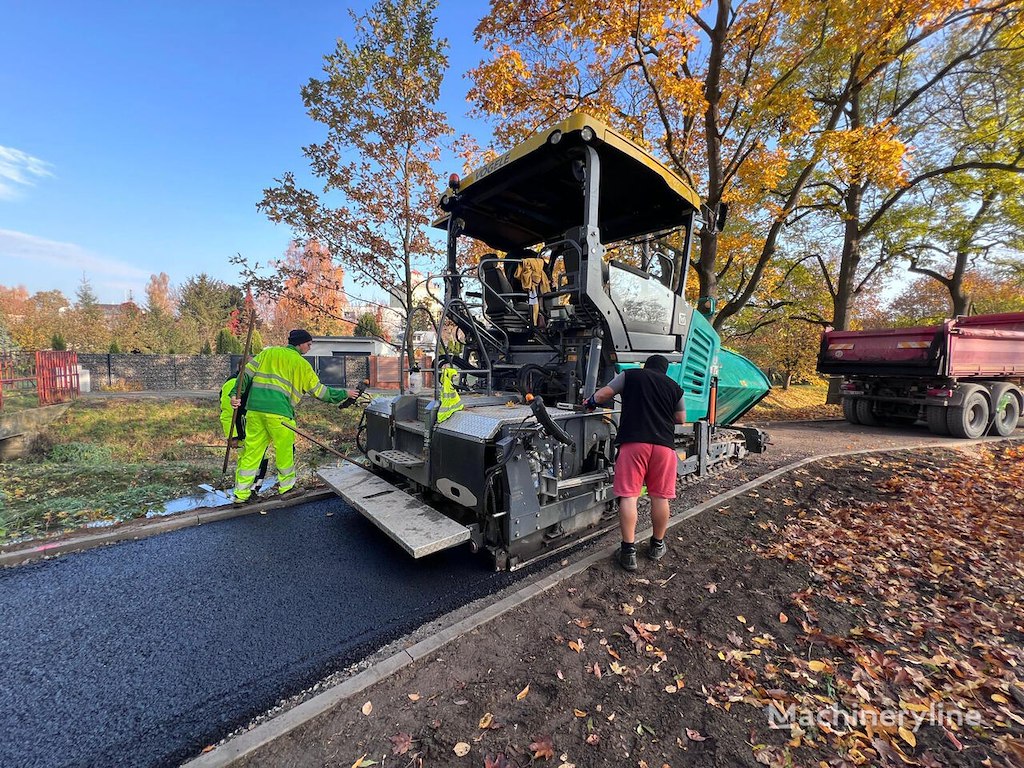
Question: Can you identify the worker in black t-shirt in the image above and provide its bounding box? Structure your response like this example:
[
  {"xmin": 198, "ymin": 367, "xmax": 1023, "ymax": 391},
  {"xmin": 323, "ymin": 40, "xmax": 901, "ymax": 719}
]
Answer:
[{"xmin": 584, "ymin": 354, "xmax": 686, "ymax": 571}]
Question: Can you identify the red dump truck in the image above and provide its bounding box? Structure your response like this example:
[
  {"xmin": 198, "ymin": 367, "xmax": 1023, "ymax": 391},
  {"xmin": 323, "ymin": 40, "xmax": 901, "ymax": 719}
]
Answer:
[{"xmin": 817, "ymin": 311, "xmax": 1024, "ymax": 438}]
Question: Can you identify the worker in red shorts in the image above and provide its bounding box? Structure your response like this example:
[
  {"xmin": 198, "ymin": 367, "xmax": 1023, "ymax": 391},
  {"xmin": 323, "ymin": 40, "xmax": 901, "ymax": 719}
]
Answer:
[{"xmin": 584, "ymin": 354, "xmax": 686, "ymax": 571}]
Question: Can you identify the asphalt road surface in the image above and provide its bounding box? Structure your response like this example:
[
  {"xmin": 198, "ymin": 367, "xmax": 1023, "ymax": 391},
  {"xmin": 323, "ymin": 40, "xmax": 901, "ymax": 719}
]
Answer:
[
  {"xmin": 0, "ymin": 500, "xmax": 519, "ymax": 768},
  {"xmin": 2, "ymin": 419, "xmax": 1019, "ymax": 768}
]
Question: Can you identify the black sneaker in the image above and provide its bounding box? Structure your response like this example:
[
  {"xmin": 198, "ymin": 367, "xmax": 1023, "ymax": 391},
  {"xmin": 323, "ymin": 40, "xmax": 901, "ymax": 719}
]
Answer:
[
  {"xmin": 648, "ymin": 538, "xmax": 667, "ymax": 561},
  {"xmin": 618, "ymin": 546, "xmax": 638, "ymax": 572}
]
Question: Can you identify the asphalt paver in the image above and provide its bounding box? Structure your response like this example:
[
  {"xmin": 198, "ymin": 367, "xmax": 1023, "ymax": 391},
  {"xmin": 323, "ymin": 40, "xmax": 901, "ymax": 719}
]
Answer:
[{"xmin": 0, "ymin": 499, "xmax": 517, "ymax": 768}]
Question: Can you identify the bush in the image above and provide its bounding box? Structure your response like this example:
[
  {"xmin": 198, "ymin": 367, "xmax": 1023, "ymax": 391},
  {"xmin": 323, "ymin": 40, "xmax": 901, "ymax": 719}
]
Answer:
[
  {"xmin": 250, "ymin": 329, "xmax": 264, "ymax": 354},
  {"xmin": 215, "ymin": 328, "xmax": 242, "ymax": 354},
  {"xmin": 48, "ymin": 442, "xmax": 113, "ymax": 464},
  {"xmin": 354, "ymin": 312, "xmax": 383, "ymax": 338},
  {"xmin": 25, "ymin": 431, "xmax": 55, "ymax": 458}
]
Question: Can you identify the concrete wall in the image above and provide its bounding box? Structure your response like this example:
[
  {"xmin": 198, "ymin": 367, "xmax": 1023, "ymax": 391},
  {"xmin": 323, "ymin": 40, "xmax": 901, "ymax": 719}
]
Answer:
[{"xmin": 0, "ymin": 402, "xmax": 72, "ymax": 458}]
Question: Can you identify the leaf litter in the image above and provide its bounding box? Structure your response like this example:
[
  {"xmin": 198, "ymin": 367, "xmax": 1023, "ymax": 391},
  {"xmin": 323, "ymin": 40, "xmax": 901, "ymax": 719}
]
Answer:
[{"xmin": 263, "ymin": 443, "xmax": 1023, "ymax": 767}]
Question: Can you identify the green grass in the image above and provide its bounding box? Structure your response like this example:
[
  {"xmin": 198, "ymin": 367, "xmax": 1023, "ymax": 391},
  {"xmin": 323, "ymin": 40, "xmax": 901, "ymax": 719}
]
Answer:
[
  {"xmin": 0, "ymin": 395, "xmax": 364, "ymax": 543},
  {"xmin": 0, "ymin": 459, "xmax": 220, "ymax": 540},
  {"xmin": 0, "ymin": 389, "xmax": 43, "ymax": 414},
  {"xmin": 746, "ymin": 377, "xmax": 842, "ymax": 421}
]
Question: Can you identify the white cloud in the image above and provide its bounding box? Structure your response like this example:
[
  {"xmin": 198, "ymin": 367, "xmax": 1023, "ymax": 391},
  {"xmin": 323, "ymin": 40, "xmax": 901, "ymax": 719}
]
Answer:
[
  {"xmin": 0, "ymin": 146, "xmax": 54, "ymax": 200},
  {"xmin": 0, "ymin": 228, "xmax": 149, "ymax": 281}
]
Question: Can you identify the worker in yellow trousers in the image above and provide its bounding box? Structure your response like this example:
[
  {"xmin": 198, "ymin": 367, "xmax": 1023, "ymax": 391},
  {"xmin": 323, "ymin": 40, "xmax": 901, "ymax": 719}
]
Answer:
[
  {"xmin": 230, "ymin": 329, "xmax": 351, "ymax": 502},
  {"xmin": 220, "ymin": 363, "xmax": 245, "ymax": 441},
  {"xmin": 221, "ymin": 362, "xmax": 271, "ymax": 491}
]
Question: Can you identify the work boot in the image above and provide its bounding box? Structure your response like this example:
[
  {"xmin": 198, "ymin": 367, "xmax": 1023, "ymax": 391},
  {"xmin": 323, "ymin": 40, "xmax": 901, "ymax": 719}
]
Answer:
[
  {"xmin": 618, "ymin": 544, "xmax": 638, "ymax": 572},
  {"xmin": 647, "ymin": 537, "xmax": 667, "ymax": 561},
  {"xmin": 232, "ymin": 494, "xmax": 252, "ymax": 505}
]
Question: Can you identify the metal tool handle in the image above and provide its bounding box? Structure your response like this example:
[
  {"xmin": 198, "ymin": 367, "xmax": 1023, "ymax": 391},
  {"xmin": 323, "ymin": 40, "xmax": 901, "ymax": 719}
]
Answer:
[
  {"xmin": 281, "ymin": 422, "xmax": 354, "ymax": 463},
  {"xmin": 222, "ymin": 295, "xmax": 256, "ymax": 474}
]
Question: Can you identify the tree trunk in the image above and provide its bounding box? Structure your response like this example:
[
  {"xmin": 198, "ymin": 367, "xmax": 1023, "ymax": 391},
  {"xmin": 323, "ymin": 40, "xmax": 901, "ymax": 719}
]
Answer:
[
  {"xmin": 827, "ymin": 191, "xmax": 863, "ymax": 399},
  {"xmin": 950, "ymin": 252, "xmax": 971, "ymax": 317},
  {"xmin": 697, "ymin": 0, "xmax": 728, "ymax": 310},
  {"xmin": 832, "ymin": 189, "xmax": 863, "ymax": 332},
  {"xmin": 404, "ymin": 263, "xmax": 415, "ymax": 371},
  {"xmin": 826, "ymin": 91, "xmax": 865, "ymax": 405},
  {"xmin": 949, "ymin": 191, "xmax": 995, "ymax": 317},
  {"xmin": 696, "ymin": 231, "xmax": 719, "ymax": 307}
]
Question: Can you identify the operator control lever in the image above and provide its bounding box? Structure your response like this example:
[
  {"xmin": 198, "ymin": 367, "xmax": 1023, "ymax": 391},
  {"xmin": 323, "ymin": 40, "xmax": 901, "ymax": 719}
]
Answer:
[{"xmin": 527, "ymin": 394, "xmax": 576, "ymax": 450}]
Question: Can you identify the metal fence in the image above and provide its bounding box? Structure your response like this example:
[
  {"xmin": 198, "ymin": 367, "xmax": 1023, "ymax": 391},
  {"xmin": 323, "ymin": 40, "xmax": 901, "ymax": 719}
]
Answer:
[
  {"xmin": 0, "ymin": 351, "xmax": 79, "ymax": 409},
  {"xmin": 229, "ymin": 353, "xmax": 370, "ymax": 389},
  {"xmin": 311, "ymin": 354, "xmax": 370, "ymax": 388}
]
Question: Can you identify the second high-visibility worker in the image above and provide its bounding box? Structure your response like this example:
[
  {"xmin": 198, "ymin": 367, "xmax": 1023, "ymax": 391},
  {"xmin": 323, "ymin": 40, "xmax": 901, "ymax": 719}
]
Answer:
[
  {"xmin": 222, "ymin": 361, "xmax": 272, "ymax": 493},
  {"xmin": 220, "ymin": 363, "xmax": 246, "ymax": 441},
  {"xmin": 231, "ymin": 329, "xmax": 351, "ymax": 502}
]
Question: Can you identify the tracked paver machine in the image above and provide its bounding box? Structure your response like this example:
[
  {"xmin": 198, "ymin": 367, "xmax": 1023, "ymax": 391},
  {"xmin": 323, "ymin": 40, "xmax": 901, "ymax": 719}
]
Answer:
[{"xmin": 320, "ymin": 114, "xmax": 770, "ymax": 569}]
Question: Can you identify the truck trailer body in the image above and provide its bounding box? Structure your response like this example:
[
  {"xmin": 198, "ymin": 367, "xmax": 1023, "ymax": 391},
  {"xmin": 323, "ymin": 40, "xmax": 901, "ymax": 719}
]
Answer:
[{"xmin": 818, "ymin": 312, "xmax": 1024, "ymax": 438}]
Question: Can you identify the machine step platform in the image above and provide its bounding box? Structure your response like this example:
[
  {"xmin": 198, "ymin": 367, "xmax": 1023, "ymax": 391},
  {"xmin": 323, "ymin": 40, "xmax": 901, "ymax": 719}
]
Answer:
[
  {"xmin": 377, "ymin": 448, "xmax": 425, "ymax": 467},
  {"xmin": 318, "ymin": 463, "xmax": 471, "ymax": 558}
]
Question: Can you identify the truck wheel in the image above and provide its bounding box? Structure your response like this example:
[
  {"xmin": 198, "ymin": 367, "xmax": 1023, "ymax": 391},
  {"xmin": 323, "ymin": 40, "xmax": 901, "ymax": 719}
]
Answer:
[
  {"xmin": 842, "ymin": 397, "xmax": 861, "ymax": 425},
  {"xmin": 946, "ymin": 388, "xmax": 989, "ymax": 439},
  {"xmin": 926, "ymin": 405, "xmax": 950, "ymax": 435},
  {"xmin": 855, "ymin": 398, "xmax": 881, "ymax": 426},
  {"xmin": 988, "ymin": 385, "xmax": 1021, "ymax": 437}
]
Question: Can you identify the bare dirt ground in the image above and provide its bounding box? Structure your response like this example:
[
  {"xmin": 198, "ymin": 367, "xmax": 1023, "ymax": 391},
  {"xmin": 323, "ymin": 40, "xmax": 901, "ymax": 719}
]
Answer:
[{"xmin": 223, "ymin": 423, "xmax": 1024, "ymax": 768}]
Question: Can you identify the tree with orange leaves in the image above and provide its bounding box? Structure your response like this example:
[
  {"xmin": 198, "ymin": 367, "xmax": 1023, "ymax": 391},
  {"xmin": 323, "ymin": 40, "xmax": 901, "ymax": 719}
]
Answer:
[
  {"xmin": 266, "ymin": 241, "xmax": 353, "ymax": 337},
  {"xmin": 792, "ymin": 4, "xmax": 1023, "ymax": 331},
  {"xmin": 468, "ymin": 0, "xmax": 1020, "ymax": 332},
  {"xmin": 253, "ymin": 0, "xmax": 452, "ymax": 367},
  {"xmin": 470, "ymin": 0, "xmax": 816, "ymax": 330}
]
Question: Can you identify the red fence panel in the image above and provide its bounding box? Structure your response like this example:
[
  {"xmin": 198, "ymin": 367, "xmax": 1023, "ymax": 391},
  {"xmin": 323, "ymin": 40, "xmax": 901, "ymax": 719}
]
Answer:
[
  {"xmin": 0, "ymin": 351, "xmax": 79, "ymax": 409},
  {"xmin": 36, "ymin": 351, "xmax": 79, "ymax": 405},
  {"xmin": 0, "ymin": 352, "xmax": 37, "ymax": 410}
]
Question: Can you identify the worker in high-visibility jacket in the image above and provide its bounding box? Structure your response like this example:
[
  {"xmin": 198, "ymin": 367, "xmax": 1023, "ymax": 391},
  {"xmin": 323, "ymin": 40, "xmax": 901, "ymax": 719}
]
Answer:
[
  {"xmin": 436, "ymin": 366, "xmax": 464, "ymax": 423},
  {"xmin": 220, "ymin": 363, "xmax": 246, "ymax": 440},
  {"xmin": 222, "ymin": 361, "xmax": 272, "ymax": 492},
  {"xmin": 230, "ymin": 329, "xmax": 350, "ymax": 502}
]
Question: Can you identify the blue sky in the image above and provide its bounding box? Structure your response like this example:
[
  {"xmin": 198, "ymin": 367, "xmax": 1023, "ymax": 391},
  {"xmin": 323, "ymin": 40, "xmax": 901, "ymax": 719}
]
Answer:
[{"xmin": 0, "ymin": 0, "xmax": 489, "ymax": 304}]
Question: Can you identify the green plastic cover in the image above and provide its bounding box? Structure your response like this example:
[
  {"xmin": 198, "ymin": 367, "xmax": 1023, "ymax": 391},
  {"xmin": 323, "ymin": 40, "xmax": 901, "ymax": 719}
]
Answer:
[{"xmin": 716, "ymin": 348, "xmax": 771, "ymax": 424}]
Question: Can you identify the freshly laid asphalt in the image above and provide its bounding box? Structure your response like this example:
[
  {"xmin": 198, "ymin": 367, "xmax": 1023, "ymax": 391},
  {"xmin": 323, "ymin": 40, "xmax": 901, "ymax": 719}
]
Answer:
[{"xmin": 0, "ymin": 499, "xmax": 519, "ymax": 768}]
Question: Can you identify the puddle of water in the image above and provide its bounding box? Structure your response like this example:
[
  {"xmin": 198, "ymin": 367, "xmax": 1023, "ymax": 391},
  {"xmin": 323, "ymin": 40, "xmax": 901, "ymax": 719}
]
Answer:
[
  {"xmin": 146, "ymin": 489, "xmax": 233, "ymax": 518},
  {"xmin": 144, "ymin": 477, "xmax": 279, "ymax": 518}
]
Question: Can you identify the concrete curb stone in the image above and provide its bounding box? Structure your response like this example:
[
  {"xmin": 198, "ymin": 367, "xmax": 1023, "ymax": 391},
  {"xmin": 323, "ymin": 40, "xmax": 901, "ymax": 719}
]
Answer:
[{"xmin": 0, "ymin": 489, "xmax": 337, "ymax": 568}]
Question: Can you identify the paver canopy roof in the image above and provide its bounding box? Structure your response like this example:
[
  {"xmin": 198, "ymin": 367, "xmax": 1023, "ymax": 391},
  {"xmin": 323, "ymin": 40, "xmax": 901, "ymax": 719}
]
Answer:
[{"xmin": 435, "ymin": 113, "xmax": 702, "ymax": 252}]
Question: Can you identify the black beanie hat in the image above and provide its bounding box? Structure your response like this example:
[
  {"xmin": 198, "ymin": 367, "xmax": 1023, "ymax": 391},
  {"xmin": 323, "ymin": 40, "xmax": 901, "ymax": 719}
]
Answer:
[
  {"xmin": 645, "ymin": 354, "xmax": 669, "ymax": 374},
  {"xmin": 288, "ymin": 329, "xmax": 313, "ymax": 346}
]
